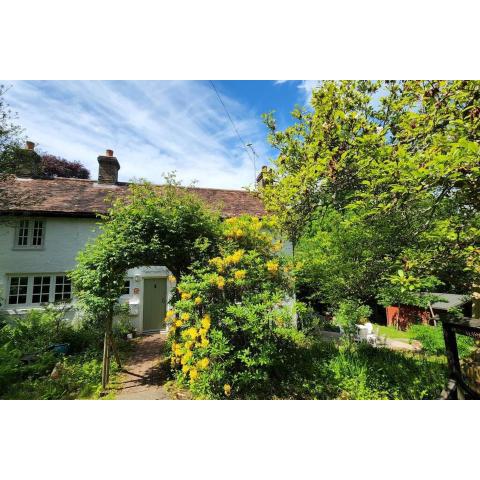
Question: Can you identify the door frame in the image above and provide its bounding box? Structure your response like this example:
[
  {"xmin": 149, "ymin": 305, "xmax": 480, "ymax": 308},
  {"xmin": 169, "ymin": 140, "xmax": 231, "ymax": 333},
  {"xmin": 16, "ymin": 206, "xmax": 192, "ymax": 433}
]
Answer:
[{"xmin": 129, "ymin": 266, "xmax": 175, "ymax": 333}]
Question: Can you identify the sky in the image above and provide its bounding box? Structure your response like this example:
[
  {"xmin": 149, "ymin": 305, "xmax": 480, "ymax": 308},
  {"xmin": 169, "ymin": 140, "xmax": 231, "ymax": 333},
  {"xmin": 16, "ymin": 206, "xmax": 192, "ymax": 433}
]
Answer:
[{"xmin": 2, "ymin": 80, "xmax": 318, "ymax": 189}]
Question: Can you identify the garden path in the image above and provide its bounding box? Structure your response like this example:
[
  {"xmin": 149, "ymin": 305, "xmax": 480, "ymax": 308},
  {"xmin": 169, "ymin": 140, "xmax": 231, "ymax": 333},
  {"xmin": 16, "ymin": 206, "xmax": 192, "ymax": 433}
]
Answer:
[{"xmin": 114, "ymin": 333, "xmax": 187, "ymax": 400}]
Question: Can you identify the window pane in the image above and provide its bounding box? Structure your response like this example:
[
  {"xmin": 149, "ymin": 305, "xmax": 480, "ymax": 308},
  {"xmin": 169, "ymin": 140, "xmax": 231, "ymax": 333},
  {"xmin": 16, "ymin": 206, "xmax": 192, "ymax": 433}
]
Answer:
[
  {"xmin": 32, "ymin": 276, "xmax": 50, "ymax": 304},
  {"xmin": 17, "ymin": 220, "xmax": 29, "ymax": 246},
  {"xmin": 8, "ymin": 276, "xmax": 28, "ymax": 305},
  {"xmin": 32, "ymin": 221, "xmax": 44, "ymax": 246},
  {"xmin": 54, "ymin": 275, "xmax": 72, "ymax": 301},
  {"xmin": 122, "ymin": 280, "xmax": 130, "ymax": 295}
]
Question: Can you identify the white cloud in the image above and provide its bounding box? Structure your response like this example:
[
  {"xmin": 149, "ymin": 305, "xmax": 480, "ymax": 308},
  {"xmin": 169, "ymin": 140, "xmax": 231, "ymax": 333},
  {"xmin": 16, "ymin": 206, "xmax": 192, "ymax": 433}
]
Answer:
[
  {"xmin": 297, "ymin": 80, "xmax": 320, "ymax": 105},
  {"xmin": 4, "ymin": 81, "xmax": 268, "ymax": 189}
]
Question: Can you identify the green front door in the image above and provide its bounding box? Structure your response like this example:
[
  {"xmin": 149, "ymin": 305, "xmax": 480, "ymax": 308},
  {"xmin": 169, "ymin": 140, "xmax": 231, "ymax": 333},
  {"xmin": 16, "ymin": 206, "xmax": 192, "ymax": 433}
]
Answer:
[{"xmin": 143, "ymin": 278, "xmax": 167, "ymax": 331}]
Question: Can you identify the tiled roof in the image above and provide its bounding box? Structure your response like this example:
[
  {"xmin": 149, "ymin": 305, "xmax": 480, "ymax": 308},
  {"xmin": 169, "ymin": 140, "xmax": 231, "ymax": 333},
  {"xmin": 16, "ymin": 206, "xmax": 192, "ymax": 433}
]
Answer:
[{"xmin": 0, "ymin": 177, "xmax": 265, "ymax": 218}]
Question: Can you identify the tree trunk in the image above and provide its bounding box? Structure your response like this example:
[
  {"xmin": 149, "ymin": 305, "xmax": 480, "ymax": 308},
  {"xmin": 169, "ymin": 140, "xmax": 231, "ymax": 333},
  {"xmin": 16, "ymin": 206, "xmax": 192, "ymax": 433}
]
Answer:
[{"xmin": 101, "ymin": 312, "xmax": 113, "ymax": 389}]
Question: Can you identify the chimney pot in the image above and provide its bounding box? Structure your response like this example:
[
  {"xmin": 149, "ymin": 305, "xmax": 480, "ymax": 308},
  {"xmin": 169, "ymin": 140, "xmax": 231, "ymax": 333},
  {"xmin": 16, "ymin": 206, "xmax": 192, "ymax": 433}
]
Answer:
[
  {"xmin": 26, "ymin": 141, "xmax": 35, "ymax": 151},
  {"xmin": 106, "ymin": 149, "xmax": 114, "ymax": 157}
]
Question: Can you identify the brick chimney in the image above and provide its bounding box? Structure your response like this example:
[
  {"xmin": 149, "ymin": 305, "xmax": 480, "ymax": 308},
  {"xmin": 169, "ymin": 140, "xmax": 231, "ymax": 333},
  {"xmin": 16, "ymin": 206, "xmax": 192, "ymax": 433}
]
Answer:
[
  {"xmin": 97, "ymin": 149, "xmax": 120, "ymax": 184},
  {"xmin": 256, "ymin": 165, "xmax": 272, "ymax": 189},
  {"xmin": 15, "ymin": 141, "xmax": 43, "ymax": 178}
]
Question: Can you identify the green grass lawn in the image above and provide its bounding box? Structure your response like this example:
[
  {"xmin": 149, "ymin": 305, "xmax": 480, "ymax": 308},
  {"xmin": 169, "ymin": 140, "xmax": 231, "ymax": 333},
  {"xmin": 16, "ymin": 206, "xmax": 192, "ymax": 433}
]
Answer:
[{"xmin": 373, "ymin": 323, "xmax": 410, "ymax": 340}]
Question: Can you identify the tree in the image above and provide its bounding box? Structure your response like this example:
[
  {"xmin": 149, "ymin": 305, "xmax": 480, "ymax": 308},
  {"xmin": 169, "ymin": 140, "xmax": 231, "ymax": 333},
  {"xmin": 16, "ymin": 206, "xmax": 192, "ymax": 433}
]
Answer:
[
  {"xmin": 261, "ymin": 81, "xmax": 480, "ymax": 310},
  {"xmin": 70, "ymin": 178, "xmax": 223, "ymax": 388},
  {"xmin": 0, "ymin": 84, "xmax": 24, "ymax": 176},
  {"xmin": 41, "ymin": 154, "xmax": 90, "ymax": 179}
]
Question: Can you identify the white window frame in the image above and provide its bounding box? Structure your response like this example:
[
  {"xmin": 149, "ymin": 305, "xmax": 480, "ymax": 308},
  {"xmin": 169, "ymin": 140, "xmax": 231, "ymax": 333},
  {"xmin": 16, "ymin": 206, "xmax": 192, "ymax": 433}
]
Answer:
[
  {"xmin": 6, "ymin": 273, "xmax": 72, "ymax": 307},
  {"xmin": 122, "ymin": 279, "xmax": 131, "ymax": 296},
  {"xmin": 7, "ymin": 276, "xmax": 29, "ymax": 305},
  {"xmin": 13, "ymin": 219, "xmax": 46, "ymax": 250}
]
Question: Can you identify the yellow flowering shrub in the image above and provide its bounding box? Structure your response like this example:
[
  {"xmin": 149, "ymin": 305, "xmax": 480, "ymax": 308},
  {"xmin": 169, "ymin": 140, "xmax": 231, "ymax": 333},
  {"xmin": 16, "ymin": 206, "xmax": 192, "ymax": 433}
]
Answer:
[{"xmin": 167, "ymin": 213, "xmax": 296, "ymax": 399}]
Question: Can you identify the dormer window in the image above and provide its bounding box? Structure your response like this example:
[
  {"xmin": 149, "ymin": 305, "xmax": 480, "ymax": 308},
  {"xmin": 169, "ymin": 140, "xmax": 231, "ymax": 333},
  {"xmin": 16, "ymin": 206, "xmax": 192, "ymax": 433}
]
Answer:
[{"xmin": 14, "ymin": 219, "xmax": 45, "ymax": 249}]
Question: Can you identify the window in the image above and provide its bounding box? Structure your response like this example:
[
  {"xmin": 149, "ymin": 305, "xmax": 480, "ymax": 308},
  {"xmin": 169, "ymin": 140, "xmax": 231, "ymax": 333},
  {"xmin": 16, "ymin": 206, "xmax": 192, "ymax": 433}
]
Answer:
[
  {"xmin": 7, "ymin": 274, "xmax": 72, "ymax": 306},
  {"xmin": 32, "ymin": 276, "xmax": 51, "ymax": 303},
  {"xmin": 122, "ymin": 280, "xmax": 131, "ymax": 295},
  {"xmin": 55, "ymin": 275, "xmax": 72, "ymax": 302},
  {"xmin": 15, "ymin": 220, "xmax": 45, "ymax": 249},
  {"xmin": 8, "ymin": 277, "xmax": 28, "ymax": 305}
]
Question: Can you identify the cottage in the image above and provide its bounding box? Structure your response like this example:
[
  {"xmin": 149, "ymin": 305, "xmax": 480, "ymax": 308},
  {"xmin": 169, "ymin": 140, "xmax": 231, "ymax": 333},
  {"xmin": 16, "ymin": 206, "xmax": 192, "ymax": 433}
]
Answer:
[{"xmin": 0, "ymin": 143, "xmax": 265, "ymax": 333}]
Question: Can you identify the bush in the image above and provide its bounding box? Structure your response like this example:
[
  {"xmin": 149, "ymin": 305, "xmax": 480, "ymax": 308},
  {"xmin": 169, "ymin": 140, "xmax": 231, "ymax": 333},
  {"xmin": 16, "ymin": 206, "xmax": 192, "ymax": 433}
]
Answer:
[
  {"xmin": 408, "ymin": 324, "xmax": 475, "ymax": 358},
  {"xmin": 333, "ymin": 300, "xmax": 372, "ymax": 337},
  {"xmin": 0, "ymin": 307, "xmax": 126, "ymax": 399},
  {"xmin": 167, "ymin": 215, "xmax": 300, "ymax": 399}
]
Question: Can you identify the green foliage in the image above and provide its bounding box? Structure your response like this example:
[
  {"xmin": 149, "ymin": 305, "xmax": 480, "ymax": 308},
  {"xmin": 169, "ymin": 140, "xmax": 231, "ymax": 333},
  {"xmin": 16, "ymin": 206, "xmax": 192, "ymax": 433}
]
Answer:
[
  {"xmin": 333, "ymin": 300, "xmax": 372, "ymax": 337},
  {"xmin": 262, "ymin": 81, "xmax": 480, "ymax": 309},
  {"xmin": 0, "ymin": 84, "xmax": 24, "ymax": 174},
  {"xmin": 167, "ymin": 215, "xmax": 299, "ymax": 399},
  {"xmin": 408, "ymin": 324, "xmax": 475, "ymax": 358},
  {"xmin": 71, "ymin": 178, "xmax": 223, "ymax": 320},
  {"xmin": 0, "ymin": 308, "xmax": 126, "ymax": 399},
  {"xmin": 376, "ymin": 270, "xmax": 443, "ymax": 308}
]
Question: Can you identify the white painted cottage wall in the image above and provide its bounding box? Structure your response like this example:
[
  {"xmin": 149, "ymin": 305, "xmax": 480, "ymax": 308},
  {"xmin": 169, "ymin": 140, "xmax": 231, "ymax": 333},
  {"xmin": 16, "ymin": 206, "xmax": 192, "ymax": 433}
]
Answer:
[{"xmin": 0, "ymin": 217, "xmax": 99, "ymax": 309}]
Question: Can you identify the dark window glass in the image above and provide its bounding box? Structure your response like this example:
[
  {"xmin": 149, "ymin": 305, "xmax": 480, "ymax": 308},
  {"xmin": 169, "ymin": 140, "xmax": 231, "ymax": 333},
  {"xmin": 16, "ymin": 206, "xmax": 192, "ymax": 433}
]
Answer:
[{"xmin": 54, "ymin": 275, "xmax": 72, "ymax": 301}]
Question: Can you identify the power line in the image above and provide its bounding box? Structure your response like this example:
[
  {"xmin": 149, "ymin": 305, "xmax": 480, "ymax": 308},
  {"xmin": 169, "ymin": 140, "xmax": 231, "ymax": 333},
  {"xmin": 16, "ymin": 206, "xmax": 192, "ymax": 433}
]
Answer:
[{"xmin": 208, "ymin": 80, "xmax": 258, "ymax": 184}]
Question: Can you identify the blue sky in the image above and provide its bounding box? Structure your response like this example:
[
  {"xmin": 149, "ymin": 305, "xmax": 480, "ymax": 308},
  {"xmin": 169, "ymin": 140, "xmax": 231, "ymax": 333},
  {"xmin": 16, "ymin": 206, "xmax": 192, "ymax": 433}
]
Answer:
[{"xmin": 3, "ymin": 80, "xmax": 317, "ymax": 189}]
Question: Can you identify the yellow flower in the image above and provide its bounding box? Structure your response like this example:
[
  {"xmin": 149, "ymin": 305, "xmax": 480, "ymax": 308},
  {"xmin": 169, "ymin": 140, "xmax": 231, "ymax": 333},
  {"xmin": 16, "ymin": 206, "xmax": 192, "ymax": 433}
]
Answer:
[
  {"xmin": 224, "ymin": 384, "xmax": 232, "ymax": 396},
  {"xmin": 272, "ymin": 241, "xmax": 283, "ymax": 252},
  {"xmin": 216, "ymin": 276, "xmax": 225, "ymax": 290},
  {"xmin": 209, "ymin": 257, "xmax": 225, "ymax": 273},
  {"xmin": 189, "ymin": 368, "xmax": 198, "ymax": 380},
  {"xmin": 181, "ymin": 292, "xmax": 192, "ymax": 300},
  {"xmin": 166, "ymin": 309, "xmax": 175, "ymax": 318},
  {"xmin": 266, "ymin": 260, "xmax": 279, "ymax": 274},
  {"xmin": 201, "ymin": 314, "xmax": 211, "ymax": 330},
  {"xmin": 175, "ymin": 319, "xmax": 183, "ymax": 327},
  {"xmin": 182, "ymin": 327, "xmax": 198, "ymax": 341},
  {"xmin": 197, "ymin": 358, "xmax": 209, "ymax": 370},
  {"xmin": 184, "ymin": 340, "xmax": 194, "ymax": 350},
  {"xmin": 168, "ymin": 274, "xmax": 176, "ymax": 283},
  {"xmin": 181, "ymin": 351, "xmax": 192, "ymax": 365},
  {"xmin": 194, "ymin": 296, "xmax": 202, "ymax": 305},
  {"xmin": 234, "ymin": 269, "xmax": 246, "ymax": 280},
  {"xmin": 225, "ymin": 218, "xmax": 235, "ymax": 225},
  {"xmin": 234, "ymin": 228, "xmax": 244, "ymax": 238},
  {"xmin": 182, "ymin": 365, "xmax": 190, "ymax": 373},
  {"xmin": 225, "ymin": 249, "xmax": 245, "ymax": 265},
  {"xmin": 181, "ymin": 312, "xmax": 190, "ymax": 321},
  {"xmin": 200, "ymin": 338, "xmax": 209, "ymax": 348}
]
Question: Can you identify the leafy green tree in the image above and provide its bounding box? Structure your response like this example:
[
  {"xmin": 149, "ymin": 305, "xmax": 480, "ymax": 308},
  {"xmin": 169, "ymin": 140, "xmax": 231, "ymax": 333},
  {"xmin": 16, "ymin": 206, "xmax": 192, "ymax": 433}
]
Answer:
[
  {"xmin": 0, "ymin": 84, "xmax": 24, "ymax": 172},
  {"xmin": 262, "ymin": 81, "xmax": 480, "ymax": 310},
  {"xmin": 71, "ymin": 179, "xmax": 223, "ymax": 387}
]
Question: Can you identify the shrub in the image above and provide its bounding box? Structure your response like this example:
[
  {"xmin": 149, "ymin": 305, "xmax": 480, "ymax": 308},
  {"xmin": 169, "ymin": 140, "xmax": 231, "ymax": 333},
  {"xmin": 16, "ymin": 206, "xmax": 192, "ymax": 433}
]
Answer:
[
  {"xmin": 408, "ymin": 324, "xmax": 475, "ymax": 358},
  {"xmin": 0, "ymin": 307, "xmax": 126, "ymax": 399},
  {"xmin": 333, "ymin": 300, "xmax": 372, "ymax": 338},
  {"xmin": 167, "ymin": 215, "xmax": 300, "ymax": 399}
]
